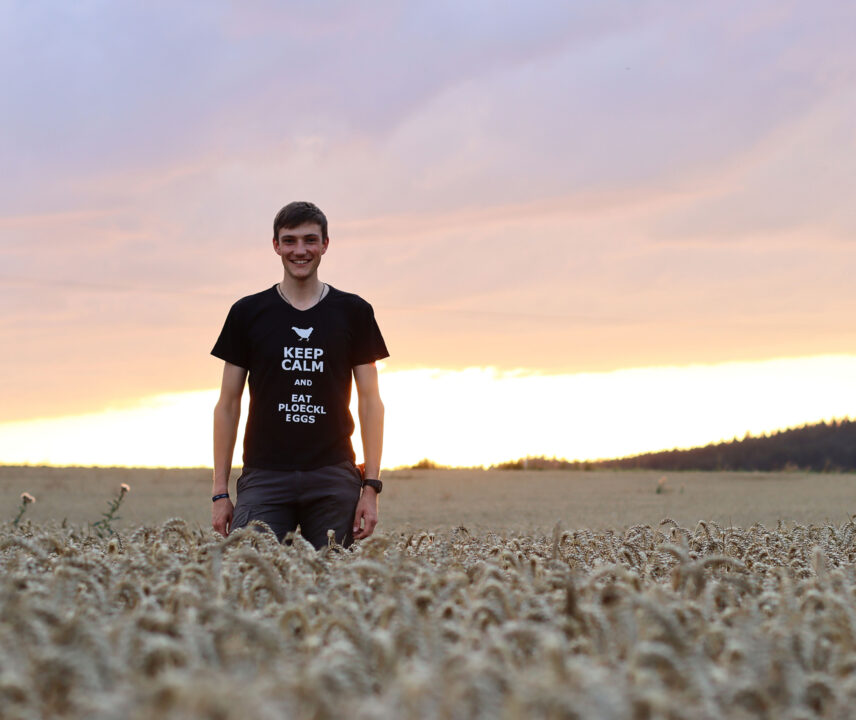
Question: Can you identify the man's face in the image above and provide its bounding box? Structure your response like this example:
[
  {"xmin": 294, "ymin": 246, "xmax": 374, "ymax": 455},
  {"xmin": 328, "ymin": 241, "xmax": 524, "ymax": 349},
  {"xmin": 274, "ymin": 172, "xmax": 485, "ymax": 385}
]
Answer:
[{"xmin": 273, "ymin": 222, "xmax": 329, "ymax": 281}]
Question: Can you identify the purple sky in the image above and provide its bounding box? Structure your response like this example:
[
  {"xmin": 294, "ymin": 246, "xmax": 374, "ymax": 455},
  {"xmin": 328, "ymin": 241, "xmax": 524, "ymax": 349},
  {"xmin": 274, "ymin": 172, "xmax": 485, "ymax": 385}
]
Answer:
[{"xmin": 2, "ymin": 1, "xmax": 855, "ymax": 422}]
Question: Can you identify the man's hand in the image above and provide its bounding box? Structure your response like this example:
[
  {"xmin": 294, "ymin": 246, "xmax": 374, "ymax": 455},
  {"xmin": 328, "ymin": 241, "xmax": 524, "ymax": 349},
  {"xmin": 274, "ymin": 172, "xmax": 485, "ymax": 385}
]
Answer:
[
  {"xmin": 212, "ymin": 497, "xmax": 234, "ymax": 537},
  {"xmin": 352, "ymin": 488, "xmax": 378, "ymax": 540}
]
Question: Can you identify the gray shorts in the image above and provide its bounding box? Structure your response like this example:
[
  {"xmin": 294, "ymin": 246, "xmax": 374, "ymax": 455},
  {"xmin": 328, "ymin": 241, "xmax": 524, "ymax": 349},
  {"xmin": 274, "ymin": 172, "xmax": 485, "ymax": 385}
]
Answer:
[{"xmin": 231, "ymin": 460, "xmax": 362, "ymax": 549}]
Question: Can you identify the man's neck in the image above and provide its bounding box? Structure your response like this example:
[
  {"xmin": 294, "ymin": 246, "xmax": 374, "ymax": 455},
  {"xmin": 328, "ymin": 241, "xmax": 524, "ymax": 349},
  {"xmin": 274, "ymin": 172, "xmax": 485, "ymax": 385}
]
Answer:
[{"xmin": 278, "ymin": 277, "xmax": 325, "ymax": 310}]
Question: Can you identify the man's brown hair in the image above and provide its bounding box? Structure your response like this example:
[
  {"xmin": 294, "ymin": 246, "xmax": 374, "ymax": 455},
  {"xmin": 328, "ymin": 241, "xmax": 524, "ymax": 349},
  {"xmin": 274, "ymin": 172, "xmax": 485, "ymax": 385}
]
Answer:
[{"xmin": 273, "ymin": 201, "xmax": 328, "ymax": 241}]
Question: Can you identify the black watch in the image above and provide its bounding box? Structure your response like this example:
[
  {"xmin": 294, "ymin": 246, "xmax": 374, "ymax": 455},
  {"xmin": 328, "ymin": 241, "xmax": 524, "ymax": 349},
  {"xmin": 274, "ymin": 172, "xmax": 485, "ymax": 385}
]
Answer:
[{"xmin": 362, "ymin": 478, "xmax": 383, "ymax": 494}]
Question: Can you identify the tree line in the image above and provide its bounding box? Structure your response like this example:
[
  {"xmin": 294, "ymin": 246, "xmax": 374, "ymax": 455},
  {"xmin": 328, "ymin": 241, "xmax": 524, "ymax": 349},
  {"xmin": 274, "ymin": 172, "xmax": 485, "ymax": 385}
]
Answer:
[{"xmin": 490, "ymin": 418, "xmax": 856, "ymax": 472}]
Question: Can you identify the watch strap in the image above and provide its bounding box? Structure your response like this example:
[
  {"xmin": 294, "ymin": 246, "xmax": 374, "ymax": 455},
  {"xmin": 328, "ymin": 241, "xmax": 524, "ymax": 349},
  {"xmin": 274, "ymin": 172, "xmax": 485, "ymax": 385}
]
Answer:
[{"xmin": 362, "ymin": 478, "xmax": 383, "ymax": 494}]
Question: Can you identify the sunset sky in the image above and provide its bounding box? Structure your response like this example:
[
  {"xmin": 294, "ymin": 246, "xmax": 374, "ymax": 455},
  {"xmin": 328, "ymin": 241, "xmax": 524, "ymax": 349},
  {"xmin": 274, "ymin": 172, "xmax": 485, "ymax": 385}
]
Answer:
[{"xmin": 1, "ymin": 1, "xmax": 854, "ymax": 468}]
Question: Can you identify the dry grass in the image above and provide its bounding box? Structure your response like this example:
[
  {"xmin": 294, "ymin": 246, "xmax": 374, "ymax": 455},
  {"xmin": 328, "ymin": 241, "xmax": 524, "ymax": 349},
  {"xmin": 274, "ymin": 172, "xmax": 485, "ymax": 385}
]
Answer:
[
  {"xmin": 2, "ymin": 465, "xmax": 855, "ymax": 531},
  {"xmin": 4, "ymin": 515, "xmax": 856, "ymax": 718}
]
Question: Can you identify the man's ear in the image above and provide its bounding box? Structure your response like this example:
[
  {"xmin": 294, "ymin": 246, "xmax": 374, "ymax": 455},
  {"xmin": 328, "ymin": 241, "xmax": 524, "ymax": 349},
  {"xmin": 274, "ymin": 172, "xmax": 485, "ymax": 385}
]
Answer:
[
  {"xmin": 321, "ymin": 236, "xmax": 329, "ymax": 254},
  {"xmin": 272, "ymin": 235, "xmax": 281, "ymax": 254}
]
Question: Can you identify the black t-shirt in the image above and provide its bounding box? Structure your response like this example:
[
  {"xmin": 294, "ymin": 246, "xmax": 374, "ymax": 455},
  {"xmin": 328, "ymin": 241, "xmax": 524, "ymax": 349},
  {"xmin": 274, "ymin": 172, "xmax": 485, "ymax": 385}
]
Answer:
[{"xmin": 211, "ymin": 285, "xmax": 389, "ymax": 470}]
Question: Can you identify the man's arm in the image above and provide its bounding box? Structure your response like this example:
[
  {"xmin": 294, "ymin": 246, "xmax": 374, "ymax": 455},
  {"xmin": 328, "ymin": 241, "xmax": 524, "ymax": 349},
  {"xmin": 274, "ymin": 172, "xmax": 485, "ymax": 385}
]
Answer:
[
  {"xmin": 352, "ymin": 362, "xmax": 385, "ymax": 540},
  {"xmin": 212, "ymin": 361, "xmax": 247, "ymax": 537}
]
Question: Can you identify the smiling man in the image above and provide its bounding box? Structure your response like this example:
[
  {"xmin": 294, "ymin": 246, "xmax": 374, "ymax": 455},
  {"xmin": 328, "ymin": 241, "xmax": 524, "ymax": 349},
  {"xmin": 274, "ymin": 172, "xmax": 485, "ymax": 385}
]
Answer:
[{"xmin": 210, "ymin": 201, "xmax": 388, "ymax": 549}]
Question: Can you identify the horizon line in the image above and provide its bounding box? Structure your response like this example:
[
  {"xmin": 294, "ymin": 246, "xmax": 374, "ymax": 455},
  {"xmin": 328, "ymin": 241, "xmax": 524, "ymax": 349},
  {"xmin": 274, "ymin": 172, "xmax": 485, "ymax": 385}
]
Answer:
[{"xmin": 3, "ymin": 414, "xmax": 850, "ymax": 473}]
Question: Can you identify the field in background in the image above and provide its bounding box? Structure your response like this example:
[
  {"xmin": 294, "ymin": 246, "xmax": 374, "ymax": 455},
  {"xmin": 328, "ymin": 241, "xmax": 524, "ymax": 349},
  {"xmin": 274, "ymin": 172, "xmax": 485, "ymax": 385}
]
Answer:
[{"xmin": 2, "ymin": 465, "xmax": 855, "ymax": 532}]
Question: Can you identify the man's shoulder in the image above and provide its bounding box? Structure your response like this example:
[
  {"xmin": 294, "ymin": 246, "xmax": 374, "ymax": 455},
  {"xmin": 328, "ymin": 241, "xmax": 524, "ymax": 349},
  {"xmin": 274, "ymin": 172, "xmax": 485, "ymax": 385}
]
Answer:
[
  {"xmin": 229, "ymin": 286, "xmax": 278, "ymax": 311},
  {"xmin": 325, "ymin": 285, "xmax": 373, "ymax": 309}
]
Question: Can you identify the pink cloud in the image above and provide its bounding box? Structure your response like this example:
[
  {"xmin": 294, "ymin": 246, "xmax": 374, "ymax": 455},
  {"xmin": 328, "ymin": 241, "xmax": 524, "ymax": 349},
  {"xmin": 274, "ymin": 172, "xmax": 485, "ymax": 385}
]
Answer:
[{"xmin": 2, "ymin": 1, "xmax": 855, "ymax": 423}]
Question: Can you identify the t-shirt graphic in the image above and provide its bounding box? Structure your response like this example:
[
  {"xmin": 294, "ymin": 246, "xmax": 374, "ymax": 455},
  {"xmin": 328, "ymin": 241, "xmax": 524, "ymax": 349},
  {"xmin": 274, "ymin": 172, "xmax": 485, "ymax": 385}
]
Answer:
[{"xmin": 211, "ymin": 285, "xmax": 389, "ymax": 471}]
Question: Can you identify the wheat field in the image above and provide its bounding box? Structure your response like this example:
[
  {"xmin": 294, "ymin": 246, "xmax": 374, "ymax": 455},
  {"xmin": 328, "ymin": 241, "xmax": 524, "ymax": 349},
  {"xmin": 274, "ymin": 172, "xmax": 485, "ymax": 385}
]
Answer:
[
  {"xmin": 2, "ymin": 467, "xmax": 856, "ymax": 718},
  {"xmin": 2, "ymin": 466, "xmax": 855, "ymax": 531}
]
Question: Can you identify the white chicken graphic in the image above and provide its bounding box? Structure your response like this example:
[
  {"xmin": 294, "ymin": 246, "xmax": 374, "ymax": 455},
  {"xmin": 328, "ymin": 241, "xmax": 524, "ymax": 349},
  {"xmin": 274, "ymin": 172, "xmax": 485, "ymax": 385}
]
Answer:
[{"xmin": 292, "ymin": 327, "xmax": 314, "ymax": 341}]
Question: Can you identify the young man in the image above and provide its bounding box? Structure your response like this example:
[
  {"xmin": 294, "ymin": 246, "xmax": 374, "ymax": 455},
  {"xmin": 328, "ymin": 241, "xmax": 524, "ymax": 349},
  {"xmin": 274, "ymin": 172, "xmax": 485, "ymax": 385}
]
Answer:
[{"xmin": 210, "ymin": 201, "xmax": 387, "ymax": 549}]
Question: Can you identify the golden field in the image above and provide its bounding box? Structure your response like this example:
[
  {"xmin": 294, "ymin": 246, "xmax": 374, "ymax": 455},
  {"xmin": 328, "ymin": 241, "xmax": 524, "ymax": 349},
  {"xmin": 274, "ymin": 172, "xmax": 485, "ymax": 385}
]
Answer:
[
  {"xmin": 1, "ymin": 465, "xmax": 855, "ymax": 532},
  {"xmin": 3, "ymin": 466, "xmax": 856, "ymax": 719}
]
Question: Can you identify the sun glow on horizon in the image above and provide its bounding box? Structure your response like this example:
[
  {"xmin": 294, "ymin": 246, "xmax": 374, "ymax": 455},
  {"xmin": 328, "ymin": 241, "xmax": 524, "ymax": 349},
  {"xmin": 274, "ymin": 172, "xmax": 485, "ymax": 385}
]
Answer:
[{"xmin": 0, "ymin": 354, "xmax": 854, "ymax": 469}]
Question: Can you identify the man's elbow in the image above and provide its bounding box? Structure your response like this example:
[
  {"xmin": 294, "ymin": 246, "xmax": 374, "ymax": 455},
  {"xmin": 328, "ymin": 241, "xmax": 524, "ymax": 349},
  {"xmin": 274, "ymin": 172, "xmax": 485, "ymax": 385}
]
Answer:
[
  {"xmin": 214, "ymin": 396, "xmax": 241, "ymax": 421},
  {"xmin": 360, "ymin": 394, "xmax": 384, "ymax": 417}
]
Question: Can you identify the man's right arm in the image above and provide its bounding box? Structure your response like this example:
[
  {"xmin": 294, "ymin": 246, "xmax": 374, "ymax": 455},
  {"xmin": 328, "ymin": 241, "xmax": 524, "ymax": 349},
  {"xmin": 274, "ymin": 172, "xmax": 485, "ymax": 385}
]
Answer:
[{"xmin": 212, "ymin": 361, "xmax": 248, "ymax": 537}]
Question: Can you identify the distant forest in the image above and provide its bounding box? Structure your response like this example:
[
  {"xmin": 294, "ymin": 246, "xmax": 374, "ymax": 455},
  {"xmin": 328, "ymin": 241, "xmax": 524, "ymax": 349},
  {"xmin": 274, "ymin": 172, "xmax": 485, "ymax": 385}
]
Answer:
[{"xmin": 490, "ymin": 419, "xmax": 856, "ymax": 473}]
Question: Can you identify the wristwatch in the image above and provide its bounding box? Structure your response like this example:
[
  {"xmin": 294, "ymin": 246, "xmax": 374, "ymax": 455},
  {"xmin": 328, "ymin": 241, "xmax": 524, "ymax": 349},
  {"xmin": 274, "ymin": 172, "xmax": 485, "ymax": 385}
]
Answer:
[{"xmin": 362, "ymin": 478, "xmax": 383, "ymax": 494}]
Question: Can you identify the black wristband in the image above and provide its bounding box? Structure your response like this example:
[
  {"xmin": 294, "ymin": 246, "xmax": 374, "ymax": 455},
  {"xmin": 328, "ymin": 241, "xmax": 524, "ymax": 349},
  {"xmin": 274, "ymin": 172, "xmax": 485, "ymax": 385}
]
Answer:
[
  {"xmin": 212, "ymin": 493, "xmax": 230, "ymax": 502},
  {"xmin": 362, "ymin": 478, "xmax": 383, "ymax": 494}
]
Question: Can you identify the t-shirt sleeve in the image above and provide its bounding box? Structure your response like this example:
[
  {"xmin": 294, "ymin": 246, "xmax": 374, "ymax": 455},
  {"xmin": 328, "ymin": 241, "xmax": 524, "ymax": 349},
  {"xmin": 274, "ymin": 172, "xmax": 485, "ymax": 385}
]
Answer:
[
  {"xmin": 211, "ymin": 302, "xmax": 251, "ymax": 370},
  {"xmin": 351, "ymin": 302, "xmax": 389, "ymax": 367}
]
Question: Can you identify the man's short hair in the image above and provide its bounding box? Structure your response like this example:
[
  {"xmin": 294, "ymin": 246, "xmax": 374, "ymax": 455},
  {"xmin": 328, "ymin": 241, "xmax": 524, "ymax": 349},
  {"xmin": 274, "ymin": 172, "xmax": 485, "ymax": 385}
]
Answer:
[{"xmin": 273, "ymin": 201, "xmax": 328, "ymax": 241}]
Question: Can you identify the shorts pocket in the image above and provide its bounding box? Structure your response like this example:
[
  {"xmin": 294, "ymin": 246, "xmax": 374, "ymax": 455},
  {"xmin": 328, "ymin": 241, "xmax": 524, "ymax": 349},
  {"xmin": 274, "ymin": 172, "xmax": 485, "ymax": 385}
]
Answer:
[
  {"xmin": 335, "ymin": 460, "xmax": 363, "ymax": 488},
  {"xmin": 236, "ymin": 466, "xmax": 260, "ymax": 494},
  {"xmin": 231, "ymin": 503, "xmax": 252, "ymax": 530}
]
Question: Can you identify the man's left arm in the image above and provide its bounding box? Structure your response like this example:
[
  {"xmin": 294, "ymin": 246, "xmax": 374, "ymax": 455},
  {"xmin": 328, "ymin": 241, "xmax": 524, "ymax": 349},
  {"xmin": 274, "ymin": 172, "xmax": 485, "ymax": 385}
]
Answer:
[{"xmin": 352, "ymin": 362, "xmax": 384, "ymax": 540}]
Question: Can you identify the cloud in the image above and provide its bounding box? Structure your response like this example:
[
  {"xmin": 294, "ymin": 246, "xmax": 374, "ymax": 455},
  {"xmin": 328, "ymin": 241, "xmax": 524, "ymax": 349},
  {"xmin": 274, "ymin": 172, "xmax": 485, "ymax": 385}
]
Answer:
[
  {"xmin": 1, "ymin": 1, "xmax": 855, "ymax": 422},
  {"xmin": 4, "ymin": 1, "xmax": 854, "ymax": 221},
  {"xmin": 650, "ymin": 94, "xmax": 856, "ymax": 242},
  {"xmin": 0, "ymin": 2, "xmax": 638, "ymax": 202}
]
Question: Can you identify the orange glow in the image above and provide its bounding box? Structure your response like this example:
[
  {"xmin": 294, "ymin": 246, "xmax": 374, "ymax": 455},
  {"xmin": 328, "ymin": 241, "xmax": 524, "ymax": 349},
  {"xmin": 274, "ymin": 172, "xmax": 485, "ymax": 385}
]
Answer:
[{"xmin": 0, "ymin": 355, "xmax": 853, "ymax": 469}]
